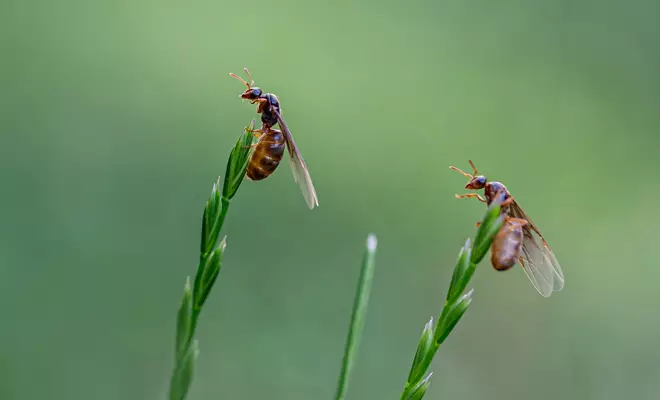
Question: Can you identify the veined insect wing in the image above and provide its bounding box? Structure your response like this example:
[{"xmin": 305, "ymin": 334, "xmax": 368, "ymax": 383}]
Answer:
[
  {"xmin": 508, "ymin": 201, "xmax": 564, "ymax": 297},
  {"xmin": 272, "ymin": 109, "xmax": 319, "ymax": 209}
]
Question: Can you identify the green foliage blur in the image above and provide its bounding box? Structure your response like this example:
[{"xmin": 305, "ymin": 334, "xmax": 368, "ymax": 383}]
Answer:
[{"xmin": 2, "ymin": 0, "xmax": 660, "ymax": 399}]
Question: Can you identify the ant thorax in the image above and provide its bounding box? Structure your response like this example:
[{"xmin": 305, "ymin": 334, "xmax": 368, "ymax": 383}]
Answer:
[
  {"xmin": 485, "ymin": 181, "xmax": 510, "ymax": 205},
  {"xmin": 259, "ymin": 93, "xmax": 280, "ymax": 128}
]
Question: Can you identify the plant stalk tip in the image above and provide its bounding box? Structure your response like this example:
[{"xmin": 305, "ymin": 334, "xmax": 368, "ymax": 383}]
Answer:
[{"xmin": 367, "ymin": 234, "xmax": 377, "ymax": 251}]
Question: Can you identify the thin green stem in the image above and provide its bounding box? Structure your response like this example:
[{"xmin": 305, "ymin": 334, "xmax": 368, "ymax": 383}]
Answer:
[{"xmin": 334, "ymin": 234, "xmax": 378, "ymax": 400}]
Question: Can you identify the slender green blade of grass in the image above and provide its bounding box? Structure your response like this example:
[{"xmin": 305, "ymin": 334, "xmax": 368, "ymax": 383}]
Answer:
[
  {"xmin": 169, "ymin": 339, "xmax": 199, "ymax": 400},
  {"xmin": 334, "ymin": 234, "xmax": 378, "ymax": 400},
  {"xmin": 404, "ymin": 373, "xmax": 433, "ymax": 400},
  {"xmin": 175, "ymin": 277, "xmax": 193, "ymax": 361}
]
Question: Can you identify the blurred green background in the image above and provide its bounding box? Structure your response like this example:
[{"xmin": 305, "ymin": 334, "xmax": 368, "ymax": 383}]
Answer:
[{"xmin": 2, "ymin": 0, "xmax": 660, "ymax": 399}]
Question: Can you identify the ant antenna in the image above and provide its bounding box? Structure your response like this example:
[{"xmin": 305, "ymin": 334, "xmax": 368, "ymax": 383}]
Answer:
[
  {"xmin": 468, "ymin": 160, "xmax": 478, "ymax": 176},
  {"xmin": 449, "ymin": 160, "xmax": 480, "ymax": 179},
  {"xmin": 243, "ymin": 68, "xmax": 255, "ymax": 86},
  {"xmin": 449, "ymin": 165, "xmax": 473, "ymax": 179},
  {"xmin": 229, "ymin": 71, "xmax": 251, "ymax": 89}
]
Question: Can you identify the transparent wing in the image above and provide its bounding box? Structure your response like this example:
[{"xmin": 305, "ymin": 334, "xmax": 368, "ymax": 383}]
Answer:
[
  {"xmin": 509, "ymin": 201, "xmax": 564, "ymax": 297},
  {"xmin": 272, "ymin": 109, "xmax": 319, "ymax": 209}
]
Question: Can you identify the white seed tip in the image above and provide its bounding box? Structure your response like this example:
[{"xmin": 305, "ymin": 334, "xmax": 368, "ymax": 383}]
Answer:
[{"xmin": 367, "ymin": 234, "xmax": 377, "ymax": 251}]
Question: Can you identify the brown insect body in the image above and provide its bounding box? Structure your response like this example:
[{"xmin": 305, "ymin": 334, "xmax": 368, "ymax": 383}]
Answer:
[
  {"xmin": 461, "ymin": 169, "xmax": 511, "ymax": 215},
  {"xmin": 230, "ymin": 68, "xmax": 319, "ymax": 209},
  {"xmin": 483, "ymin": 182, "xmax": 509, "ymax": 207},
  {"xmin": 450, "ymin": 160, "xmax": 564, "ymax": 297},
  {"xmin": 245, "ymin": 92, "xmax": 285, "ymax": 180},
  {"xmin": 491, "ymin": 218, "xmax": 526, "ymax": 271},
  {"xmin": 258, "ymin": 93, "xmax": 281, "ymax": 128},
  {"xmin": 246, "ymin": 128, "xmax": 285, "ymax": 180}
]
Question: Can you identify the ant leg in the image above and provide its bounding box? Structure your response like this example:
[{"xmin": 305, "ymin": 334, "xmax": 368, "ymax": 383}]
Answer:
[
  {"xmin": 244, "ymin": 131, "xmax": 263, "ymax": 140},
  {"xmin": 455, "ymin": 193, "xmax": 487, "ymax": 203},
  {"xmin": 505, "ymin": 217, "xmax": 528, "ymax": 226},
  {"xmin": 255, "ymin": 99, "xmax": 270, "ymax": 114},
  {"xmin": 245, "ymin": 127, "xmax": 264, "ymax": 138},
  {"xmin": 500, "ymin": 196, "xmax": 515, "ymax": 207}
]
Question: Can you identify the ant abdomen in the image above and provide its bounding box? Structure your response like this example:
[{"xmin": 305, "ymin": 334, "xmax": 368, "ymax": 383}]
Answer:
[{"xmin": 247, "ymin": 130, "xmax": 286, "ymax": 181}]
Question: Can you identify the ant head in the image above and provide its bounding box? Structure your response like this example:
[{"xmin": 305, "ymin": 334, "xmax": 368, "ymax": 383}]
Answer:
[
  {"xmin": 466, "ymin": 175, "xmax": 487, "ymax": 190},
  {"xmin": 230, "ymin": 68, "xmax": 262, "ymax": 100},
  {"xmin": 449, "ymin": 160, "xmax": 487, "ymax": 190},
  {"xmin": 240, "ymin": 87, "xmax": 262, "ymax": 101}
]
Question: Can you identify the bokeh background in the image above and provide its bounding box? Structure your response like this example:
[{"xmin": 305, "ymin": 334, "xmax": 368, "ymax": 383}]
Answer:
[{"xmin": 2, "ymin": 0, "xmax": 660, "ymax": 399}]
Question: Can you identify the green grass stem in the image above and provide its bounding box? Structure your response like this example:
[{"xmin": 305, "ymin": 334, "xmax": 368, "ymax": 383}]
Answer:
[
  {"xmin": 168, "ymin": 121, "xmax": 256, "ymax": 400},
  {"xmin": 399, "ymin": 199, "xmax": 505, "ymax": 400},
  {"xmin": 334, "ymin": 234, "xmax": 378, "ymax": 400}
]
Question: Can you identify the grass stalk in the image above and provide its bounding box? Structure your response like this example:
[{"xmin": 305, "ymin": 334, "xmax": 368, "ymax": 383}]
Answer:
[
  {"xmin": 334, "ymin": 234, "xmax": 378, "ymax": 400},
  {"xmin": 399, "ymin": 198, "xmax": 506, "ymax": 400},
  {"xmin": 168, "ymin": 121, "xmax": 256, "ymax": 400}
]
